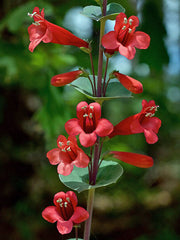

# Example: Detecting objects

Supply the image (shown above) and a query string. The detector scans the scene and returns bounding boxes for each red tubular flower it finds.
[47,135,89,175]
[51,70,83,87]
[112,71,143,94]
[109,100,161,144]
[109,151,153,168]
[65,101,114,147]
[42,191,89,235]
[102,12,150,59]
[28,7,90,52]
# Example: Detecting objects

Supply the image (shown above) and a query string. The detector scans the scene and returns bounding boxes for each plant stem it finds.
[102,57,109,96]
[97,0,107,97]
[91,138,100,185]
[89,52,96,96]
[83,188,95,240]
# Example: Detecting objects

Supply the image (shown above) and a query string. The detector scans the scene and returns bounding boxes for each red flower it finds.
[28,7,90,52]
[65,101,113,147]
[108,151,153,168]
[42,191,89,235]
[102,12,150,59]
[47,135,89,175]
[109,100,161,144]
[51,70,83,87]
[112,71,143,94]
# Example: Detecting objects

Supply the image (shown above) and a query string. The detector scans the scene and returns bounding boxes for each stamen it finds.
[145,113,155,117]
[28,12,37,18]
[59,141,63,146]
[122,26,126,30]
[89,106,94,109]
[129,19,133,25]
[32,22,40,26]
[66,197,70,202]
[66,141,71,145]
[67,147,71,152]
[128,28,132,33]
[57,198,63,203]
[124,17,128,24]
[64,202,68,208]
[89,113,93,118]
[83,113,88,117]
[60,203,63,207]
[62,149,66,152]
[81,106,87,109]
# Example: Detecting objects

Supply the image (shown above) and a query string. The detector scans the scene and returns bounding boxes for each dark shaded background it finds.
[0,0,180,239]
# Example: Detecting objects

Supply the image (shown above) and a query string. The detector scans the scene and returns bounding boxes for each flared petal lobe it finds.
[109,151,153,168]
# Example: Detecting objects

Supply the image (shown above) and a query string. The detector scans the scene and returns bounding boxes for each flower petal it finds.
[102,31,119,50]
[42,206,60,223]
[79,131,97,147]
[141,117,161,133]
[66,191,78,208]
[132,31,150,49]
[143,129,158,144]
[47,148,60,165]
[71,206,89,224]
[73,149,89,168]
[57,161,74,176]
[65,118,82,136]
[118,44,136,60]
[95,119,113,137]
[109,151,153,168]
[56,219,73,235]
[53,192,66,206]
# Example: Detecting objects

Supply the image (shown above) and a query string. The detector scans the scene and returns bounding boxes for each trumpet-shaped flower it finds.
[108,151,153,168]
[28,7,90,52]
[109,100,161,144]
[51,70,83,87]
[65,101,113,147]
[112,71,143,94]
[42,191,89,235]
[102,12,150,59]
[47,135,89,175]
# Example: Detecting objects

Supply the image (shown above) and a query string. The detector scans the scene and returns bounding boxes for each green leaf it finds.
[59,161,123,193]
[70,77,132,102]
[81,3,125,22]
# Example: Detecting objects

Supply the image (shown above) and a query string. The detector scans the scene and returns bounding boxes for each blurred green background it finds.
[0,0,180,239]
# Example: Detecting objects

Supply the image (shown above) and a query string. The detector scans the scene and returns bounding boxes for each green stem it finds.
[83,188,95,240]
[97,0,107,97]
[102,57,109,96]
[89,52,96,96]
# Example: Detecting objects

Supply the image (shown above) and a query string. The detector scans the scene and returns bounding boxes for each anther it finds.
[57,198,63,203]
[32,22,40,26]
[124,17,128,24]
[66,141,71,146]
[122,26,126,30]
[89,113,93,118]
[59,141,63,146]
[66,197,70,202]
[67,147,71,152]
[89,106,94,109]
[60,203,63,207]
[62,149,66,152]
[81,106,87,109]
[83,113,88,117]
[129,19,133,25]
[64,202,68,208]
[28,12,37,18]
[128,28,132,33]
